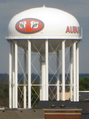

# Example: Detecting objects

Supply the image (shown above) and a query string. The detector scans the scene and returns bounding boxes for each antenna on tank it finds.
[43,4,46,7]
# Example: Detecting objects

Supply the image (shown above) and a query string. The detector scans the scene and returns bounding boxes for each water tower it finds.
[6,6,82,109]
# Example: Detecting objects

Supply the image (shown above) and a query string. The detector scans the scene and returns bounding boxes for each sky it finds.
[0,0,89,73]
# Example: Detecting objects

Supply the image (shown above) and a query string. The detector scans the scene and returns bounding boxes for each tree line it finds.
[0,75,89,107]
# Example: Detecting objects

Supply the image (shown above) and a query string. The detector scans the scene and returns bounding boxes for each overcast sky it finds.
[0,0,89,73]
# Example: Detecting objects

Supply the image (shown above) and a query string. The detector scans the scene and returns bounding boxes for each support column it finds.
[12,42,15,108]
[76,42,79,101]
[40,54,46,100]
[24,50,27,108]
[70,46,73,101]
[57,51,60,101]
[45,40,49,100]
[28,40,31,108]
[73,42,77,101]
[62,40,65,101]
[14,41,18,108]
[9,41,12,108]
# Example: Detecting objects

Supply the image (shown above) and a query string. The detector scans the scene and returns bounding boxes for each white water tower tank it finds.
[7,6,81,52]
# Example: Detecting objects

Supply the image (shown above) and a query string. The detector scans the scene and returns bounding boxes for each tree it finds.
[0,84,9,107]
[79,77,89,91]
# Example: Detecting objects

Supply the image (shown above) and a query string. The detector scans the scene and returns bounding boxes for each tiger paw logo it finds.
[16,18,44,34]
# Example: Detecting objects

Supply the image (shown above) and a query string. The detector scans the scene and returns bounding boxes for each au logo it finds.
[16,18,44,34]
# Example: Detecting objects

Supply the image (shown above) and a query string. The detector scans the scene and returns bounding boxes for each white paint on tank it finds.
[7,6,81,40]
